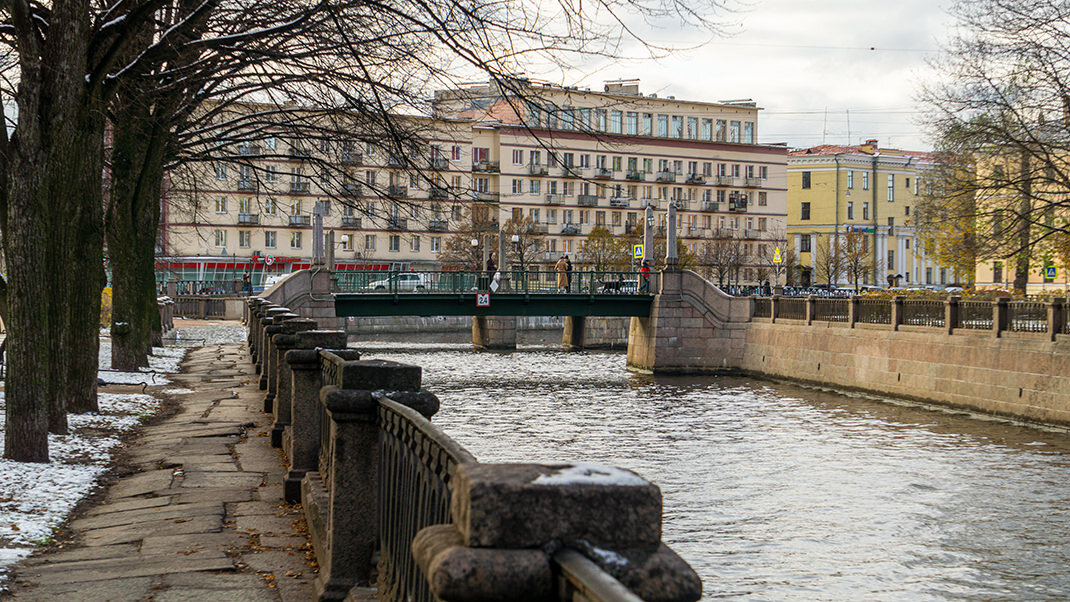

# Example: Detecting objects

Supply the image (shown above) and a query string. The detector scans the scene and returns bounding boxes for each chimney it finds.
[860,138,878,155]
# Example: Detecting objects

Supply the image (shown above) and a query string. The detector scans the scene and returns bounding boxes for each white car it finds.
[366,272,430,291]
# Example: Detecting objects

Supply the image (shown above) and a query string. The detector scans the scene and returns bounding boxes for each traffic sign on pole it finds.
[476,293,490,307]
[1045,266,1057,279]
[773,246,782,264]
[633,244,644,260]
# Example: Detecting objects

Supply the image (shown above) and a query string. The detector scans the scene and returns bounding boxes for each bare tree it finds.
[501,216,546,272]
[814,235,844,286]
[841,230,872,292]
[920,0,1070,293]
[700,228,743,288]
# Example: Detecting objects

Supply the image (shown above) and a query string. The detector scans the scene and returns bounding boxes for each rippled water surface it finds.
[358,340,1070,601]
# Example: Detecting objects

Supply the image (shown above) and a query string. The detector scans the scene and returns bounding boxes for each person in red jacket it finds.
[639,260,651,293]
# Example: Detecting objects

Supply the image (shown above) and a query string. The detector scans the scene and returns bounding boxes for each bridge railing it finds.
[334,269,652,295]
[751,295,1068,341]
[246,297,701,602]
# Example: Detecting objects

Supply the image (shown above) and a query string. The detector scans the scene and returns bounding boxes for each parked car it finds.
[366,272,430,291]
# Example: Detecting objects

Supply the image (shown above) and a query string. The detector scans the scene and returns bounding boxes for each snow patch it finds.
[531,463,648,487]
[585,544,629,567]
[160,388,194,395]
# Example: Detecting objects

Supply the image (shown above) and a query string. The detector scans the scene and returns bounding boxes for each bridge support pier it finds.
[472,316,517,350]
[563,316,630,350]
[626,270,751,373]
[563,316,586,350]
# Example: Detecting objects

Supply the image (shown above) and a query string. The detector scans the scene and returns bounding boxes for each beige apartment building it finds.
[158,80,787,284]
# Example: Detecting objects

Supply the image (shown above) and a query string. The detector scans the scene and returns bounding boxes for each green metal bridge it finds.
[333,270,656,317]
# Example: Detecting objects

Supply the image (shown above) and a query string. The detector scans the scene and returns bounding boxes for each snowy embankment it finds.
[0,342,192,591]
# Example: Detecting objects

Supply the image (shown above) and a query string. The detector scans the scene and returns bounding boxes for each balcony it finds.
[237,180,257,192]
[528,164,548,176]
[743,177,762,187]
[578,194,599,207]
[529,224,550,234]
[476,221,499,233]
[387,155,404,167]
[289,147,311,159]
[743,229,763,239]
[428,218,449,232]
[429,158,450,170]
[656,171,676,183]
[290,181,310,193]
[545,194,563,205]
[472,191,500,203]
[729,196,749,212]
[387,185,407,197]
[641,198,658,209]
[339,152,363,166]
[429,187,450,200]
[686,173,706,184]
[702,201,720,212]
[716,175,736,186]
[341,215,362,228]
[624,222,639,235]
[609,196,632,208]
[236,144,262,157]
[237,213,259,225]
[387,217,408,230]
[289,214,311,226]
[341,183,362,196]
[593,167,613,180]
[561,224,580,235]
[472,161,500,173]
[626,170,645,181]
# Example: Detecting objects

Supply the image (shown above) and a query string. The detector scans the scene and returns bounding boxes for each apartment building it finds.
[787,140,954,287]
[159,80,788,284]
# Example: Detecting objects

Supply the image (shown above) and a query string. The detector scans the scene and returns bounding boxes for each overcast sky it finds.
[555,0,955,151]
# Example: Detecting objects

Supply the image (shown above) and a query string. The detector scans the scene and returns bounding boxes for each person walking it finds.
[241,272,252,294]
[640,261,651,293]
[555,256,568,291]
[565,255,573,292]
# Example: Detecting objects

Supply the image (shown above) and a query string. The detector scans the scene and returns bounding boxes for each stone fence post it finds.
[303,357,435,600]
[770,295,780,324]
[945,295,960,335]
[891,295,905,331]
[1047,298,1066,341]
[256,306,287,375]
[166,277,178,298]
[994,297,1009,337]
[849,295,860,328]
[412,463,702,602]
[805,294,815,326]
[269,318,318,437]
[261,312,298,402]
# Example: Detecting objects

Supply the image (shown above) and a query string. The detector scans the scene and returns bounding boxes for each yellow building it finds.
[787,140,954,288]
[159,80,788,284]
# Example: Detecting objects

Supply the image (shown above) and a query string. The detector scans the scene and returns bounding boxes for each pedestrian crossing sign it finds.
[773,246,782,264]
[1045,266,1057,279]
[633,244,644,259]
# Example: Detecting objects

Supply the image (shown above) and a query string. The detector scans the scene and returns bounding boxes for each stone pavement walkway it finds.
[5,343,316,601]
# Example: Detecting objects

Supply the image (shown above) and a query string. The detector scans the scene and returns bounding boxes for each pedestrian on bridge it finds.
[565,255,573,292]
[555,256,568,291]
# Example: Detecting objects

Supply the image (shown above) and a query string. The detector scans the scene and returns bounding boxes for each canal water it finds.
[357,338,1070,601]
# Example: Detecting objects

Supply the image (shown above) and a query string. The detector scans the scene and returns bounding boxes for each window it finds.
[215,196,227,213]
[214,229,226,247]
[671,116,683,138]
[263,136,276,151]
[290,200,302,215]
[703,162,712,176]
[595,211,605,226]
[512,179,523,194]
[214,163,227,180]
[239,198,252,214]
[992,262,1003,282]
[732,164,740,177]
[642,113,653,135]
[657,114,668,137]
[410,235,420,252]
[905,206,910,216]
[758,191,767,206]
[529,180,541,194]
[801,171,812,189]
[862,172,869,190]
[626,112,638,135]
[563,153,574,168]
[863,202,870,220]
[473,147,489,164]
[451,145,462,161]
[579,210,589,225]
[389,235,400,252]
[562,107,575,130]
[687,117,699,140]
[800,234,811,253]
[512,149,523,165]
[743,122,754,144]
[801,202,811,220]
[430,237,441,253]
[914,177,920,195]
[265,165,277,183]
[760,166,768,179]
[264,231,276,248]
[729,121,741,142]
[888,249,895,270]
[758,217,767,230]
[847,171,854,189]
[887,174,895,201]
[341,234,353,251]
[579,154,590,169]
[316,200,330,216]
[746,165,754,179]
[594,109,607,131]
[365,234,376,251]
[847,201,854,220]
[290,232,302,249]
[239,231,251,248]
[265,199,277,215]
[474,177,489,193]
[715,120,727,141]
[612,156,622,171]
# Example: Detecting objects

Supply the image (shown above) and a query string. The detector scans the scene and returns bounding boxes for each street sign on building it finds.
[633,244,644,259]
[265,255,275,266]
[476,293,490,307]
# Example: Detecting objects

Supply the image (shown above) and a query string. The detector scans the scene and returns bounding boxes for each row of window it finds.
[506,150,768,177]
[797,201,912,222]
[525,104,757,144]
[800,170,925,200]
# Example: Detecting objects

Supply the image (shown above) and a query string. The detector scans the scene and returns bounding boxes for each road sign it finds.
[633,244,644,259]
[476,293,490,307]
[773,246,782,264]
[1045,266,1057,279]
[264,255,275,266]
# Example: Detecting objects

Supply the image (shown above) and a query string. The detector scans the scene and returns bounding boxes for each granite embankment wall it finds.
[740,321,1070,427]
[346,315,563,334]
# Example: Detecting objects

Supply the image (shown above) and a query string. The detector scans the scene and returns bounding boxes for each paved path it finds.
[6,343,316,601]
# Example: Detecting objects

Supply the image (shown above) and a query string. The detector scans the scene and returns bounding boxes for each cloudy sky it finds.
[557,0,956,151]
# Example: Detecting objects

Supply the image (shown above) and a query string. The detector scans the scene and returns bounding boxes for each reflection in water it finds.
[357,340,1070,601]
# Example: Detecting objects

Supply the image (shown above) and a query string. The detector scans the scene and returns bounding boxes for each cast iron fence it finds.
[1008,301,1047,333]
[957,301,993,330]
[856,299,892,324]
[777,298,807,321]
[813,298,849,322]
[334,270,652,295]
[902,300,945,327]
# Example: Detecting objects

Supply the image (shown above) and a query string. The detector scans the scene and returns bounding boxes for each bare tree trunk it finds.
[1014,150,1033,295]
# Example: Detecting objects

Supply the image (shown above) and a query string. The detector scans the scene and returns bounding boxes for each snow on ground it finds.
[170,323,247,345]
[0,331,216,593]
